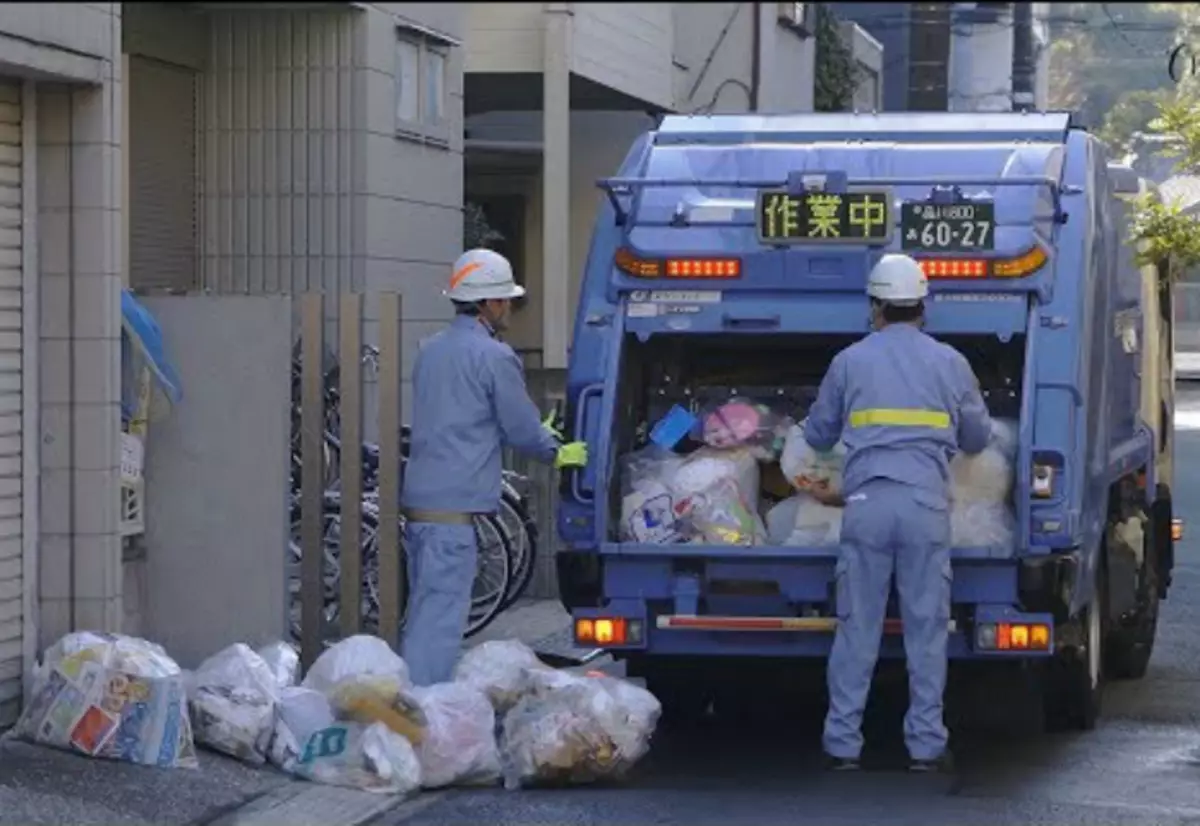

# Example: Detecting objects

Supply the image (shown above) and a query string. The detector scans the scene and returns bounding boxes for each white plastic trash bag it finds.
[765,497,801,544]
[328,675,427,746]
[951,500,1017,555]
[291,721,422,795]
[269,686,337,771]
[787,495,843,546]
[15,631,198,768]
[499,673,661,790]
[454,640,550,713]
[409,682,501,789]
[619,447,688,544]
[950,417,1019,505]
[301,635,410,695]
[188,643,278,764]
[780,424,846,491]
[257,641,300,691]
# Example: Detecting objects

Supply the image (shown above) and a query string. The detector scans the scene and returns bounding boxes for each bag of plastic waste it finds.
[328,674,427,746]
[268,686,337,771]
[14,631,198,769]
[619,446,689,544]
[695,398,789,459]
[188,643,279,764]
[301,635,410,695]
[291,721,422,795]
[257,641,300,691]
[951,500,1017,555]
[498,672,661,790]
[780,424,847,491]
[950,418,1020,505]
[408,682,501,789]
[453,640,552,713]
[765,496,802,544]
[671,447,767,546]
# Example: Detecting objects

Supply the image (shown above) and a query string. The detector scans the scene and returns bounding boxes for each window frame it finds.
[394,26,451,147]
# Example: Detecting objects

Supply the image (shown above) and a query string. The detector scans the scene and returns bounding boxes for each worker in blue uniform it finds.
[802,253,992,773]
[400,248,589,686]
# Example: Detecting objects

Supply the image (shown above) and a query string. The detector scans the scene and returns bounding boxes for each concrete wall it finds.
[8,6,126,649]
[463,2,544,73]
[948,4,1013,113]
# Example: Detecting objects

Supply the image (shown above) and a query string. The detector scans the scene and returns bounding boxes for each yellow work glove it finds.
[542,409,564,441]
[555,441,588,469]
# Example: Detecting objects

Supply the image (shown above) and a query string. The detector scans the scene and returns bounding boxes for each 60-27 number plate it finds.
[900,201,995,252]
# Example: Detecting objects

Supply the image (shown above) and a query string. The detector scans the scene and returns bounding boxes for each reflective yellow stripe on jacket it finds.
[848,408,951,429]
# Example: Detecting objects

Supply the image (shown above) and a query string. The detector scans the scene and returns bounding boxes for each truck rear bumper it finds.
[562,547,1064,661]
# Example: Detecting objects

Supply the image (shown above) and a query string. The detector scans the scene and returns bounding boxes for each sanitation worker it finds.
[399,248,588,686]
[801,253,992,773]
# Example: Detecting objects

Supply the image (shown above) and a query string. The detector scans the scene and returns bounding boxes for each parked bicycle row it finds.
[286,343,541,646]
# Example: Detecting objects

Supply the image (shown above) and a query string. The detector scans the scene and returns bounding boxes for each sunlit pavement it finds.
[376,385,1200,826]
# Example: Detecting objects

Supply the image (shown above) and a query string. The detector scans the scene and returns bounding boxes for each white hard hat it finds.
[866,254,928,306]
[445,248,527,302]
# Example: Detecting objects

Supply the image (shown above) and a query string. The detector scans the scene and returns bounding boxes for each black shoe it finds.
[825,755,861,772]
[908,749,955,774]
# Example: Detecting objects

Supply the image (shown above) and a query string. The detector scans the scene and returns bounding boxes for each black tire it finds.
[1043,556,1106,732]
[1105,516,1161,681]
[499,488,539,611]
[630,657,712,729]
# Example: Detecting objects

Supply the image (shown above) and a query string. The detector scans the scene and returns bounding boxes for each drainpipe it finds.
[750,1,762,111]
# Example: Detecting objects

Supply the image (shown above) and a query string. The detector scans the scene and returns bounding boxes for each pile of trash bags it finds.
[620,396,1019,555]
[11,631,661,797]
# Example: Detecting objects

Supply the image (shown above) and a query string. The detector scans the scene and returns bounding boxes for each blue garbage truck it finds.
[554,112,1178,731]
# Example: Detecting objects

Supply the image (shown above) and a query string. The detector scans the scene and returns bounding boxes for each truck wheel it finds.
[1043,561,1105,732]
[1105,556,1160,681]
[631,658,712,729]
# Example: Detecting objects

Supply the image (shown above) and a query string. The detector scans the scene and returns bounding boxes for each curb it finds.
[199,783,414,826]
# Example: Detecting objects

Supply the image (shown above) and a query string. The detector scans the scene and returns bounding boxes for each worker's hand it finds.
[799,478,843,508]
[542,409,564,441]
[555,441,589,469]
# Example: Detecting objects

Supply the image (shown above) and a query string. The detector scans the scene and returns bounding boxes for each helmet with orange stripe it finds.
[445,249,527,303]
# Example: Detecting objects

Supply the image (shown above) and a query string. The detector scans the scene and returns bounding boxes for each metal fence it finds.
[294,292,405,671]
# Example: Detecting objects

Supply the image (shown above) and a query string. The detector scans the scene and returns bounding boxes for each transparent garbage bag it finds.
[671,447,766,546]
[257,641,300,691]
[268,686,337,771]
[188,643,279,765]
[15,631,198,768]
[780,424,846,491]
[619,446,689,544]
[951,500,1017,555]
[291,721,422,795]
[765,496,801,544]
[453,640,552,713]
[498,673,661,790]
[950,418,1018,505]
[787,495,843,546]
[695,398,789,459]
[409,682,501,789]
[328,675,427,746]
[301,635,411,695]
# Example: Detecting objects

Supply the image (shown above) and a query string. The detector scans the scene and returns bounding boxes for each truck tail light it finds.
[976,622,1051,651]
[615,248,741,279]
[1173,518,1184,541]
[915,245,1048,280]
[575,617,643,646]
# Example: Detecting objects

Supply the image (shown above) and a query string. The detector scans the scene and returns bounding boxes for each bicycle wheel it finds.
[498,487,539,610]
[465,513,512,637]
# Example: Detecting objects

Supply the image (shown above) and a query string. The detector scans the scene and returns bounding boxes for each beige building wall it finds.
[0,2,124,725]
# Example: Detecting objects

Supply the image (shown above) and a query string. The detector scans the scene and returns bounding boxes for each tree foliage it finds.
[1098,88,1175,156]
[1129,94,1200,271]
[813,5,860,113]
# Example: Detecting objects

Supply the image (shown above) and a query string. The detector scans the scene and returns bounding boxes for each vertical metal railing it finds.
[297,292,405,671]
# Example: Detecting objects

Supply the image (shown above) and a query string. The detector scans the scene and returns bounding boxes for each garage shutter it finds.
[0,78,25,729]
[129,56,197,291]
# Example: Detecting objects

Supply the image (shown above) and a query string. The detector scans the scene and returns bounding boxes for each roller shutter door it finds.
[0,78,25,729]
[129,56,197,291]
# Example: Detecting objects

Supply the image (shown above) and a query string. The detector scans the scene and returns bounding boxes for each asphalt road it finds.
[382,388,1200,826]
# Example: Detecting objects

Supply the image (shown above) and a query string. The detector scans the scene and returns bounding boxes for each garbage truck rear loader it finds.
[554,113,1176,731]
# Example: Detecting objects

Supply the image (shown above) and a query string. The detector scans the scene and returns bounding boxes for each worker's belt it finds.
[848,408,951,429]
[402,508,476,526]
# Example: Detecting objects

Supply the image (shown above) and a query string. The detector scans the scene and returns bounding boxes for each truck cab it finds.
[555,113,1174,731]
